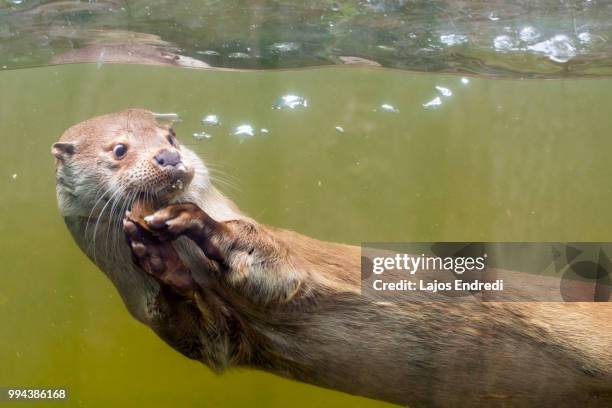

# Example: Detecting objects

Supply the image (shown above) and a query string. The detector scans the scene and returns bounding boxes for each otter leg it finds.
[144,203,290,299]
[124,216,244,367]
[123,217,196,295]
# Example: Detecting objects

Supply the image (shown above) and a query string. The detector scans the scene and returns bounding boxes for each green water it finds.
[1,64,612,406]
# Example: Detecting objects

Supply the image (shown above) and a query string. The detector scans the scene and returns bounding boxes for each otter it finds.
[52,109,612,407]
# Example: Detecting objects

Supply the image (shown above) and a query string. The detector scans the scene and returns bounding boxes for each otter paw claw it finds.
[144,203,210,240]
[123,217,195,293]
[144,203,230,265]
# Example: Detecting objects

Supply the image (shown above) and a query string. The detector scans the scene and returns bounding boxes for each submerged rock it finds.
[49,44,210,69]
[338,56,382,67]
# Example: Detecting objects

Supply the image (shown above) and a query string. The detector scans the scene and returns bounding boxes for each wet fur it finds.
[54,109,612,407]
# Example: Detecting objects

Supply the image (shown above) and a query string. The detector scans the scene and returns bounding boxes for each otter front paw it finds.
[123,216,195,294]
[143,203,228,265]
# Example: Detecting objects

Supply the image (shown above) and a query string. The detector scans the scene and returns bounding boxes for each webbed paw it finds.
[144,203,228,264]
[123,215,195,294]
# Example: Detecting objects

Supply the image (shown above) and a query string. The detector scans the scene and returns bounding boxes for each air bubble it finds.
[197,50,220,56]
[379,103,400,113]
[528,34,576,63]
[335,126,345,133]
[422,97,442,109]
[273,94,308,110]
[461,77,470,85]
[201,114,220,126]
[233,124,256,138]
[493,35,517,52]
[439,34,468,46]
[228,52,250,59]
[578,32,592,44]
[269,42,300,53]
[435,86,453,97]
[193,131,212,141]
[376,45,396,52]
[519,26,540,43]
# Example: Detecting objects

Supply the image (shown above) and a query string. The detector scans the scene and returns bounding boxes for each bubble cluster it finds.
[422,84,454,110]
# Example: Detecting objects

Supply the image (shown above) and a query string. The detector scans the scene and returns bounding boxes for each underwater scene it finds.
[1,1,612,407]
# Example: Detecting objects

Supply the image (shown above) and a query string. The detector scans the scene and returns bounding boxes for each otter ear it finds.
[52,142,75,162]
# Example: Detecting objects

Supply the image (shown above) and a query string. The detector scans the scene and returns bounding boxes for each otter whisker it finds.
[110,188,136,262]
[85,186,113,248]
[104,186,124,253]
[144,186,154,208]
[86,183,112,228]
[105,183,132,261]
[209,171,242,194]
[92,185,125,263]
[113,187,136,261]
[117,189,139,262]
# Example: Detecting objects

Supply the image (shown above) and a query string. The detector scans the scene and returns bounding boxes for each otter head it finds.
[52,109,209,218]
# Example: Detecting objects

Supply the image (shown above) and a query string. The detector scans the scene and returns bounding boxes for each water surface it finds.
[2,0,612,77]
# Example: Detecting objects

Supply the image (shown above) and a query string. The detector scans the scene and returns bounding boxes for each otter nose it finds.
[154,149,181,167]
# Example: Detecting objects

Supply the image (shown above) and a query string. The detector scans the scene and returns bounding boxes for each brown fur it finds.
[53,109,612,407]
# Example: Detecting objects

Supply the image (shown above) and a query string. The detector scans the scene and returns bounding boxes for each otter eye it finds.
[113,143,128,159]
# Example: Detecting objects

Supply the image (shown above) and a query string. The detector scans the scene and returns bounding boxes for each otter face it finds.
[105,126,196,198]
[52,109,208,218]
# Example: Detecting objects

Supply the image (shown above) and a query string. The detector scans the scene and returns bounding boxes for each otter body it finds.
[53,109,612,407]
